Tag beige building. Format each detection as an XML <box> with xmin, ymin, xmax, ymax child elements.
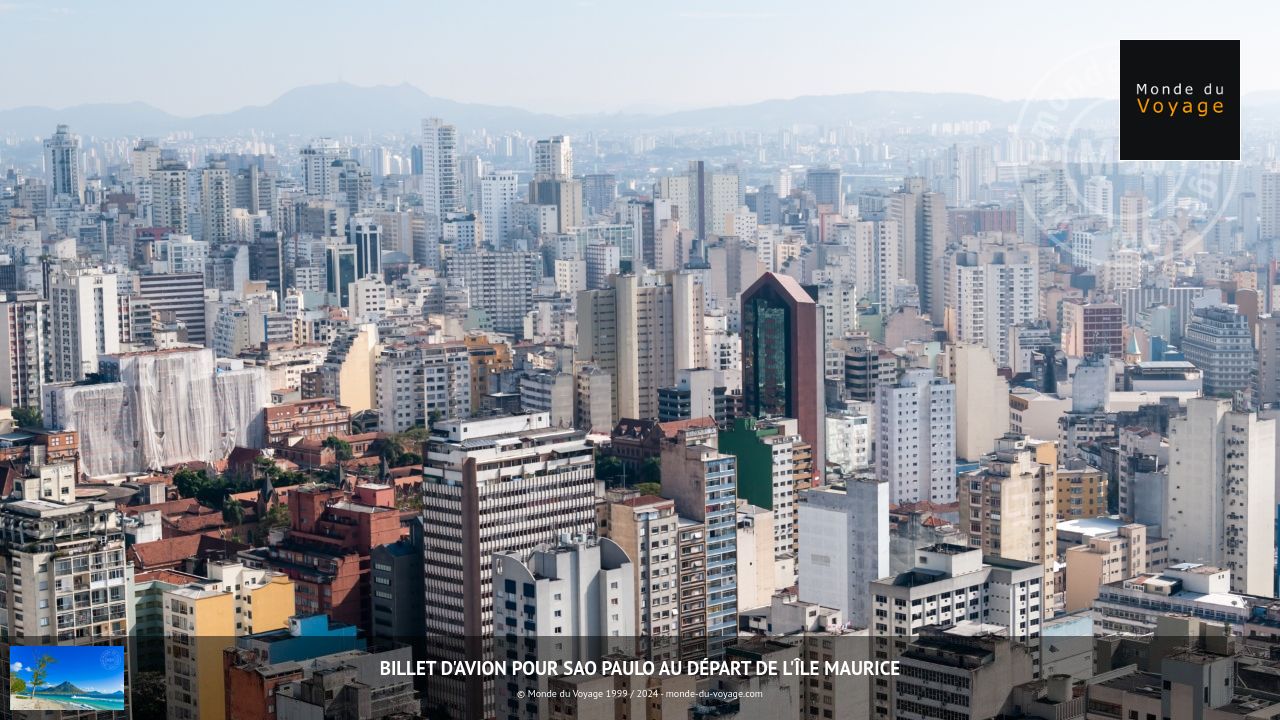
<box><xmin>942</xmin><ymin>342</ymin><xmax>1011</xmax><ymax>461</ymax></box>
<box><xmin>735</xmin><ymin>502</ymin><xmax>777</xmax><ymax>611</ymax></box>
<box><xmin>317</xmin><ymin>323</ymin><xmax>379</xmax><ymax>413</ymax></box>
<box><xmin>1063</xmin><ymin>523</ymin><xmax>1168</xmax><ymax>612</ymax></box>
<box><xmin>959</xmin><ymin>434</ymin><xmax>1058</xmax><ymax>595</ymax></box>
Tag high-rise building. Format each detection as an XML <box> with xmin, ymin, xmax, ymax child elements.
<box><xmin>888</xmin><ymin>180</ymin><xmax>948</xmax><ymax>320</ymax></box>
<box><xmin>658</xmin><ymin>423</ymin><xmax>738</xmax><ymax>654</ymax></box>
<box><xmin>1261</xmin><ymin>171</ymin><xmax>1280</xmax><ymax>241</ymax></box>
<box><xmin>445</xmin><ymin>251</ymin><xmax>542</xmax><ymax>335</ymax></box>
<box><xmin>877</xmin><ymin>368</ymin><xmax>957</xmax><ymax>504</ymax></box>
<box><xmin>958</xmin><ymin>434</ymin><xmax>1058</xmax><ymax>594</ymax></box>
<box><xmin>719</xmin><ymin>417</ymin><xmax>809</xmax><ymax>568</ymax></box>
<box><xmin>479</xmin><ymin>171</ymin><xmax>519</xmax><ymax>248</ymax></box>
<box><xmin>1256</xmin><ymin>314</ymin><xmax>1280</xmax><ymax>408</ymax></box>
<box><xmin>797</xmin><ymin>475</ymin><xmax>888</xmax><ymax>628</ymax></box>
<box><xmin>0</xmin><ymin>291</ymin><xmax>48</xmax><ymax>410</ymax></box>
<box><xmin>1084</xmin><ymin>175</ymin><xmax>1114</xmax><ymax>225</ymax></box>
<box><xmin>325</xmin><ymin>244</ymin><xmax>358</xmax><ymax>308</ymax></box>
<box><xmin>151</xmin><ymin>159</ymin><xmax>191</xmax><ymax>233</ymax></box>
<box><xmin>1164</xmin><ymin>397</ymin><xmax>1275</xmax><ymax>595</ymax></box>
<box><xmin>201</xmin><ymin>160</ymin><xmax>233</xmax><ymax>244</ymax></box>
<box><xmin>421</xmin><ymin>118</ymin><xmax>459</xmax><ymax>249</ymax></box>
<box><xmin>1182</xmin><ymin>304</ymin><xmax>1255</xmax><ymax>398</ymax></box>
<box><xmin>740</xmin><ymin>272</ymin><xmax>825</xmax><ymax>473</ymax></box>
<box><xmin>944</xmin><ymin>233</ymin><xmax>1038</xmax><ymax>368</ymax></box>
<box><xmin>135</xmin><ymin>271</ymin><xmax>207</xmax><ymax>345</ymax></box>
<box><xmin>534</xmin><ymin>135</ymin><xmax>573</xmax><ymax>179</ymax></box>
<box><xmin>48</xmin><ymin>266</ymin><xmax>120</xmax><ymax>382</ymax></box>
<box><xmin>347</xmin><ymin>217</ymin><xmax>382</xmax><ymax>279</ymax></box>
<box><xmin>805</xmin><ymin>166</ymin><xmax>842</xmax><ymax>212</ymax></box>
<box><xmin>492</xmin><ymin>537</ymin><xmax>634</xmax><ymax>720</ymax></box>
<box><xmin>44</xmin><ymin>124</ymin><xmax>83</xmax><ymax>203</ymax></box>
<box><xmin>578</xmin><ymin>271</ymin><xmax>706</xmax><ymax>420</ymax></box>
<box><xmin>942</xmin><ymin>342</ymin><xmax>1011</xmax><ymax>462</ymax></box>
<box><xmin>1061</xmin><ymin>299</ymin><xmax>1124</xmax><ymax>359</ymax></box>
<box><xmin>375</xmin><ymin>340</ymin><xmax>471</xmax><ymax>432</ymax></box>
<box><xmin>582</xmin><ymin>173</ymin><xmax>617</xmax><ymax>216</ymax></box>
<box><xmin>420</xmin><ymin>413</ymin><xmax>596</xmax><ymax>718</ymax></box>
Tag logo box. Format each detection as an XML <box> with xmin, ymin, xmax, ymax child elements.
<box><xmin>1120</xmin><ymin>39</ymin><xmax>1240</xmax><ymax>161</ymax></box>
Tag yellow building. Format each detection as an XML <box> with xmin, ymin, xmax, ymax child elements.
<box><xmin>162</xmin><ymin>561</ymin><xmax>295</xmax><ymax>720</ymax></box>
<box><xmin>1056</xmin><ymin>464</ymin><xmax>1108</xmax><ymax>519</ymax></box>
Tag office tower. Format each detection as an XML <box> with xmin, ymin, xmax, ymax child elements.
<box><xmin>958</xmin><ymin>434</ymin><xmax>1057</xmax><ymax>594</ymax></box>
<box><xmin>740</xmin><ymin>272</ymin><xmax>825</xmax><ymax>473</ymax></box>
<box><xmin>201</xmin><ymin>160</ymin><xmax>233</xmax><ymax>244</ymax></box>
<box><xmin>876</xmin><ymin>368</ymin><xmax>957</xmax><ymax>504</ymax></box>
<box><xmin>1165</xmin><ymin>397</ymin><xmax>1276</xmax><ymax>595</ymax></box>
<box><xmin>249</xmin><ymin>231</ymin><xmax>285</xmax><ymax>309</ymax></box>
<box><xmin>135</xmin><ymin>271</ymin><xmax>207</xmax><ymax>345</ymax></box>
<box><xmin>299</xmin><ymin>137</ymin><xmax>344</xmax><ymax>196</ymax></box>
<box><xmin>578</xmin><ymin>271</ymin><xmax>705</xmax><ymax>420</ymax></box>
<box><xmin>162</xmin><ymin>563</ymin><xmax>295</xmax><ymax>720</ymax></box>
<box><xmin>1061</xmin><ymin>299</ymin><xmax>1124</xmax><ymax>359</ymax></box>
<box><xmin>421</xmin><ymin>413</ymin><xmax>596</xmax><ymax>718</ymax></box>
<box><xmin>0</xmin><ymin>291</ymin><xmax>48</xmax><ymax>410</ymax></box>
<box><xmin>1084</xmin><ymin>175</ymin><xmax>1114</xmax><ymax>225</ymax></box>
<box><xmin>658</xmin><ymin>423</ymin><xmax>738</xmax><ymax>653</ymax></box>
<box><xmin>421</xmin><ymin>118</ymin><xmax>459</xmax><ymax>244</ymax></box>
<box><xmin>1257</xmin><ymin>315</ymin><xmax>1280</xmax><ymax>408</ymax></box>
<box><xmin>44</xmin><ymin>124</ymin><xmax>83</xmax><ymax>203</ymax></box>
<box><xmin>582</xmin><ymin>173</ymin><xmax>617</xmax><ymax>216</ymax></box>
<box><xmin>942</xmin><ymin>342</ymin><xmax>1011</xmax><ymax>462</ymax></box>
<box><xmin>375</xmin><ymin>340</ymin><xmax>470</xmax><ymax>432</ymax></box>
<box><xmin>325</xmin><ymin>244</ymin><xmax>358</xmax><ymax>307</ymax></box>
<box><xmin>889</xmin><ymin>180</ymin><xmax>948</xmax><ymax>321</ymax></box>
<box><xmin>583</xmin><ymin>242</ymin><xmax>620</xmax><ymax>289</ymax></box>
<box><xmin>479</xmin><ymin>171</ymin><xmax>519</xmax><ymax>247</ymax></box>
<box><xmin>805</xmin><ymin>166</ymin><xmax>842</xmax><ymax>211</ymax></box>
<box><xmin>151</xmin><ymin>159</ymin><xmax>191</xmax><ymax>233</ymax></box>
<box><xmin>0</xmin><ymin>461</ymin><xmax>131</xmax><ymax>645</ymax></box>
<box><xmin>492</xmin><ymin>537</ymin><xmax>634</xmax><ymax>719</ymax></box>
<box><xmin>797</xmin><ymin>475</ymin><xmax>888</xmax><ymax>627</ymax></box>
<box><xmin>869</xmin><ymin>545</ymin><xmax>1044</xmax><ymax>715</ymax></box>
<box><xmin>945</xmin><ymin>234</ymin><xmax>1038</xmax><ymax>368</ymax></box>
<box><xmin>42</xmin><ymin>347</ymin><xmax>267</xmax><ymax>477</ymax></box>
<box><xmin>48</xmin><ymin>266</ymin><xmax>120</xmax><ymax>382</ymax></box>
<box><xmin>719</xmin><ymin>416</ymin><xmax>810</xmax><ymax>570</ymax></box>
<box><xmin>534</xmin><ymin>135</ymin><xmax>573</xmax><ymax>178</ymax></box>
<box><xmin>347</xmin><ymin>217</ymin><xmax>382</xmax><ymax>279</ymax></box>
<box><xmin>445</xmin><ymin>251</ymin><xmax>542</xmax><ymax>335</ymax></box>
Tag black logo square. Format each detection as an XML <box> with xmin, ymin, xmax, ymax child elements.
<box><xmin>1120</xmin><ymin>39</ymin><xmax>1240</xmax><ymax>161</ymax></box>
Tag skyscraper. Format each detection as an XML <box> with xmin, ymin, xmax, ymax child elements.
<box><xmin>534</xmin><ymin>135</ymin><xmax>573</xmax><ymax>179</ymax></box>
<box><xmin>479</xmin><ymin>171</ymin><xmax>518</xmax><ymax>248</ymax></box>
<box><xmin>421</xmin><ymin>413</ymin><xmax>596</xmax><ymax>718</ymax></box>
<box><xmin>201</xmin><ymin>160</ymin><xmax>233</xmax><ymax>244</ymax></box>
<box><xmin>876</xmin><ymin>368</ymin><xmax>957</xmax><ymax>503</ymax></box>
<box><xmin>44</xmin><ymin>124</ymin><xmax>83</xmax><ymax>203</ymax></box>
<box><xmin>1182</xmin><ymin>304</ymin><xmax>1255</xmax><ymax>398</ymax></box>
<box><xmin>151</xmin><ymin>159</ymin><xmax>191</xmax><ymax>234</ymax></box>
<box><xmin>0</xmin><ymin>291</ymin><xmax>48</xmax><ymax>410</ymax></box>
<box><xmin>421</xmin><ymin>118</ymin><xmax>459</xmax><ymax>254</ymax></box>
<box><xmin>805</xmin><ymin>166</ymin><xmax>842</xmax><ymax>212</ymax></box>
<box><xmin>739</xmin><ymin>272</ymin><xmax>825</xmax><ymax>474</ymax></box>
<box><xmin>347</xmin><ymin>217</ymin><xmax>382</xmax><ymax>279</ymax></box>
<box><xmin>889</xmin><ymin>179</ymin><xmax>948</xmax><ymax>321</ymax></box>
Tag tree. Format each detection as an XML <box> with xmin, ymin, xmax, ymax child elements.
<box><xmin>633</xmin><ymin>482</ymin><xmax>662</xmax><ymax>497</ymax></box>
<box><xmin>639</xmin><ymin>457</ymin><xmax>662</xmax><ymax>485</ymax></box>
<box><xmin>222</xmin><ymin>498</ymin><xmax>246</xmax><ymax>526</ymax></box>
<box><xmin>595</xmin><ymin>455</ymin><xmax>624</xmax><ymax>487</ymax></box>
<box><xmin>129</xmin><ymin>671</ymin><xmax>167</xmax><ymax>718</ymax></box>
<box><xmin>10</xmin><ymin>676</ymin><xmax>24</xmax><ymax>695</ymax></box>
<box><xmin>322</xmin><ymin>435</ymin><xmax>354</xmax><ymax>461</ymax></box>
<box><xmin>264</xmin><ymin>502</ymin><xmax>290</xmax><ymax>528</ymax></box>
<box><xmin>30</xmin><ymin>653</ymin><xmax>54</xmax><ymax>698</ymax></box>
<box><xmin>12</xmin><ymin>406</ymin><xmax>41</xmax><ymax>429</ymax></box>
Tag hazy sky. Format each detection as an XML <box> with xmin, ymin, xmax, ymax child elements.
<box><xmin>0</xmin><ymin>0</ymin><xmax>1271</xmax><ymax>115</ymax></box>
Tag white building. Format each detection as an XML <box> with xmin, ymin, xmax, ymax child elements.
<box><xmin>945</xmin><ymin>234</ymin><xmax>1038</xmax><ymax>368</ymax></box>
<box><xmin>797</xmin><ymin>476</ymin><xmax>889</xmax><ymax>628</ymax></box>
<box><xmin>479</xmin><ymin>171</ymin><xmax>519</xmax><ymax>247</ymax></box>
<box><xmin>420</xmin><ymin>118</ymin><xmax>459</xmax><ymax>253</ymax></box>
<box><xmin>375</xmin><ymin>341</ymin><xmax>470</xmax><ymax>432</ymax></box>
<box><xmin>876</xmin><ymin>368</ymin><xmax>957</xmax><ymax>504</ymax></box>
<box><xmin>826</xmin><ymin>411</ymin><xmax>872</xmax><ymax>472</ymax></box>
<box><xmin>48</xmin><ymin>265</ymin><xmax>120</xmax><ymax>382</ymax></box>
<box><xmin>1164</xmin><ymin>397</ymin><xmax>1276</xmax><ymax>596</ymax></box>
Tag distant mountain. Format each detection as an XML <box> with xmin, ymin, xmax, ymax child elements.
<box><xmin>41</xmin><ymin>681</ymin><xmax>87</xmax><ymax>695</ymax></box>
<box><xmin>7</xmin><ymin>83</ymin><xmax>1280</xmax><ymax>138</ymax></box>
<box><xmin>85</xmin><ymin>690</ymin><xmax>125</xmax><ymax>697</ymax></box>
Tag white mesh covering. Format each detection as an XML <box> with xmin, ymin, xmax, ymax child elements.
<box><xmin>46</xmin><ymin>348</ymin><xmax>268</xmax><ymax>478</ymax></box>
